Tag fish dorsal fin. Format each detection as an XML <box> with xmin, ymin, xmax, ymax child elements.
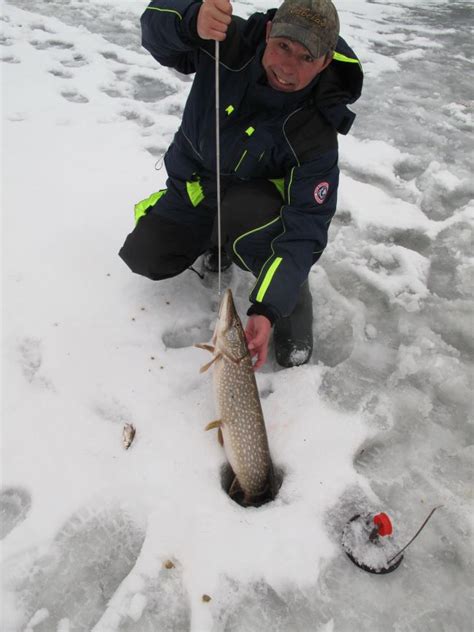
<box><xmin>199</xmin><ymin>353</ymin><xmax>222</xmax><ymax>373</ymax></box>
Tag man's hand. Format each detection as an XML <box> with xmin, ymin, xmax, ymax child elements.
<box><xmin>245</xmin><ymin>314</ymin><xmax>272</xmax><ymax>370</ymax></box>
<box><xmin>197</xmin><ymin>0</ymin><xmax>232</xmax><ymax>41</ymax></box>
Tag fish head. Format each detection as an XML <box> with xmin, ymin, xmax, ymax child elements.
<box><xmin>214</xmin><ymin>289</ymin><xmax>248</xmax><ymax>359</ymax></box>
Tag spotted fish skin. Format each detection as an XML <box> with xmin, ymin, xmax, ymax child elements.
<box><xmin>197</xmin><ymin>289</ymin><xmax>275</xmax><ymax>505</ymax></box>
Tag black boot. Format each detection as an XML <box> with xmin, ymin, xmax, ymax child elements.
<box><xmin>274</xmin><ymin>280</ymin><xmax>313</xmax><ymax>368</ymax></box>
<box><xmin>202</xmin><ymin>246</ymin><xmax>233</xmax><ymax>273</ymax></box>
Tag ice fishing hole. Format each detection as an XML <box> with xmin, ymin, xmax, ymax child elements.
<box><xmin>220</xmin><ymin>463</ymin><xmax>284</xmax><ymax>508</ymax></box>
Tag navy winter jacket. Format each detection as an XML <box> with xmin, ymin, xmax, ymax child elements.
<box><xmin>141</xmin><ymin>0</ymin><xmax>363</xmax><ymax>323</ymax></box>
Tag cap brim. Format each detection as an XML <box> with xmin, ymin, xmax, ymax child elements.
<box><xmin>270</xmin><ymin>22</ymin><xmax>329</xmax><ymax>58</ymax></box>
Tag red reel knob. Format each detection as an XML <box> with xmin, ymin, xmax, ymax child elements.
<box><xmin>373</xmin><ymin>512</ymin><xmax>393</xmax><ymax>537</ymax></box>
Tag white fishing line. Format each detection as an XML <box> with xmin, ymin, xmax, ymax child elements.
<box><xmin>215</xmin><ymin>39</ymin><xmax>222</xmax><ymax>296</ymax></box>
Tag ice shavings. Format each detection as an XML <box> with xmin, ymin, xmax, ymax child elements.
<box><xmin>341</xmin><ymin>516</ymin><xmax>401</xmax><ymax>571</ymax></box>
<box><xmin>338</xmin><ymin>174</ymin><xmax>436</xmax><ymax>234</ymax></box>
<box><xmin>396</xmin><ymin>48</ymin><xmax>426</xmax><ymax>61</ymax></box>
<box><xmin>330</xmin><ymin>235</ymin><xmax>431</xmax><ymax>311</ymax></box>
<box><xmin>416</xmin><ymin>161</ymin><xmax>473</xmax><ymax>221</ymax></box>
<box><xmin>442</xmin><ymin>102</ymin><xmax>473</xmax><ymax>128</ymax></box>
<box><xmin>417</xmin><ymin>160</ymin><xmax>463</xmax><ymax>194</ymax></box>
<box><xmin>24</xmin><ymin>608</ymin><xmax>50</xmax><ymax>630</ymax></box>
<box><xmin>339</xmin><ymin>135</ymin><xmax>410</xmax><ymax>186</ymax></box>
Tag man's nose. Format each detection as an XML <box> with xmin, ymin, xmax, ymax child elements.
<box><xmin>280</xmin><ymin>57</ymin><xmax>296</xmax><ymax>76</ymax></box>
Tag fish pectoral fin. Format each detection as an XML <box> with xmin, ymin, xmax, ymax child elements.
<box><xmin>194</xmin><ymin>343</ymin><xmax>216</xmax><ymax>354</ymax></box>
<box><xmin>199</xmin><ymin>353</ymin><xmax>222</xmax><ymax>373</ymax></box>
<box><xmin>218</xmin><ymin>427</ymin><xmax>224</xmax><ymax>447</ymax></box>
<box><xmin>204</xmin><ymin>420</ymin><xmax>222</xmax><ymax>431</ymax></box>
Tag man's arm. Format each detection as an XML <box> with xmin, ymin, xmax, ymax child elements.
<box><xmin>141</xmin><ymin>0</ymin><xmax>202</xmax><ymax>72</ymax></box>
<box><xmin>248</xmin><ymin>150</ymin><xmax>339</xmax><ymax>324</ymax></box>
<box><xmin>243</xmin><ymin>149</ymin><xmax>339</xmax><ymax>368</ymax></box>
<box><xmin>141</xmin><ymin>0</ymin><xmax>234</xmax><ymax>72</ymax></box>
<box><xmin>142</xmin><ymin>0</ymin><xmax>266</xmax><ymax>74</ymax></box>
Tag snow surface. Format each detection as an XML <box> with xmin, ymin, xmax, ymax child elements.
<box><xmin>1</xmin><ymin>1</ymin><xmax>473</xmax><ymax>631</ymax></box>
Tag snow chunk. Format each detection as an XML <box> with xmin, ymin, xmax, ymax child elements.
<box><xmin>128</xmin><ymin>593</ymin><xmax>148</xmax><ymax>622</ymax></box>
<box><xmin>25</xmin><ymin>609</ymin><xmax>49</xmax><ymax>630</ymax></box>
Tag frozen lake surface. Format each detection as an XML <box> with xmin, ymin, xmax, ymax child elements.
<box><xmin>1</xmin><ymin>1</ymin><xmax>473</xmax><ymax>631</ymax></box>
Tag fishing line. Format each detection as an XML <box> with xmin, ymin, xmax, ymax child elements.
<box><xmin>215</xmin><ymin>39</ymin><xmax>222</xmax><ymax>296</ymax></box>
<box><xmin>387</xmin><ymin>505</ymin><xmax>443</xmax><ymax>565</ymax></box>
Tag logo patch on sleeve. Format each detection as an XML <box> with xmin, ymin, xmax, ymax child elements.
<box><xmin>314</xmin><ymin>182</ymin><xmax>329</xmax><ymax>205</ymax></box>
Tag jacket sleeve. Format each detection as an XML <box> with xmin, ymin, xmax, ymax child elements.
<box><xmin>248</xmin><ymin>149</ymin><xmax>339</xmax><ymax>323</ymax></box>
<box><xmin>141</xmin><ymin>0</ymin><xmax>203</xmax><ymax>73</ymax></box>
<box><xmin>142</xmin><ymin>1</ymin><xmax>267</xmax><ymax>72</ymax></box>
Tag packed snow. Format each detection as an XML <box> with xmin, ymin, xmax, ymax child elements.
<box><xmin>1</xmin><ymin>1</ymin><xmax>472</xmax><ymax>631</ymax></box>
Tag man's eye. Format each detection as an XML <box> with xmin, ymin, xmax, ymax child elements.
<box><xmin>279</xmin><ymin>42</ymin><xmax>289</xmax><ymax>51</ymax></box>
<box><xmin>304</xmin><ymin>55</ymin><xmax>315</xmax><ymax>63</ymax></box>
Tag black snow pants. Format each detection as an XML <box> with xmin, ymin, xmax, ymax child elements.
<box><xmin>119</xmin><ymin>178</ymin><xmax>283</xmax><ymax>281</ymax></box>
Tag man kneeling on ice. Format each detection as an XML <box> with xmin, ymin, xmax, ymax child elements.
<box><xmin>119</xmin><ymin>0</ymin><xmax>363</xmax><ymax>369</ymax></box>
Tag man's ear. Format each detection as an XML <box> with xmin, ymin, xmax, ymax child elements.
<box><xmin>265</xmin><ymin>20</ymin><xmax>272</xmax><ymax>42</ymax></box>
<box><xmin>321</xmin><ymin>52</ymin><xmax>333</xmax><ymax>71</ymax></box>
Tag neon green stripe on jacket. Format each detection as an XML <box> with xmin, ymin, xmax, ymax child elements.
<box><xmin>256</xmin><ymin>257</ymin><xmax>283</xmax><ymax>303</ymax></box>
<box><xmin>145</xmin><ymin>6</ymin><xmax>182</xmax><ymax>20</ymax></box>
<box><xmin>134</xmin><ymin>189</ymin><xmax>167</xmax><ymax>224</ymax></box>
<box><xmin>186</xmin><ymin>179</ymin><xmax>205</xmax><ymax>207</ymax></box>
<box><xmin>333</xmin><ymin>51</ymin><xmax>361</xmax><ymax>66</ymax></box>
<box><xmin>233</xmin><ymin>216</ymin><xmax>281</xmax><ymax>272</ymax></box>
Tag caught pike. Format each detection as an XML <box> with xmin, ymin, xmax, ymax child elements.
<box><xmin>196</xmin><ymin>289</ymin><xmax>277</xmax><ymax>507</ymax></box>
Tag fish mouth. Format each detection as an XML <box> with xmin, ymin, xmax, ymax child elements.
<box><xmin>217</xmin><ymin>288</ymin><xmax>238</xmax><ymax>332</ymax></box>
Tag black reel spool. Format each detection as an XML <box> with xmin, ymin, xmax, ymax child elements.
<box><xmin>342</xmin><ymin>513</ymin><xmax>404</xmax><ymax>574</ymax></box>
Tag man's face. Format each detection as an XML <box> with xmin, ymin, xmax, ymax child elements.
<box><xmin>261</xmin><ymin>22</ymin><xmax>332</xmax><ymax>92</ymax></box>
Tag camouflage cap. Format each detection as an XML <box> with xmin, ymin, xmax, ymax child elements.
<box><xmin>271</xmin><ymin>0</ymin><xmax>340</xmax><ymax>59</ymax></box>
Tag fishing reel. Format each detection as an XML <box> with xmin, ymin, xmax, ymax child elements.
<box><xmin>342</xmin><ymin>507</ymin><xmax>440</xmax><ymax>574</ymax></box>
